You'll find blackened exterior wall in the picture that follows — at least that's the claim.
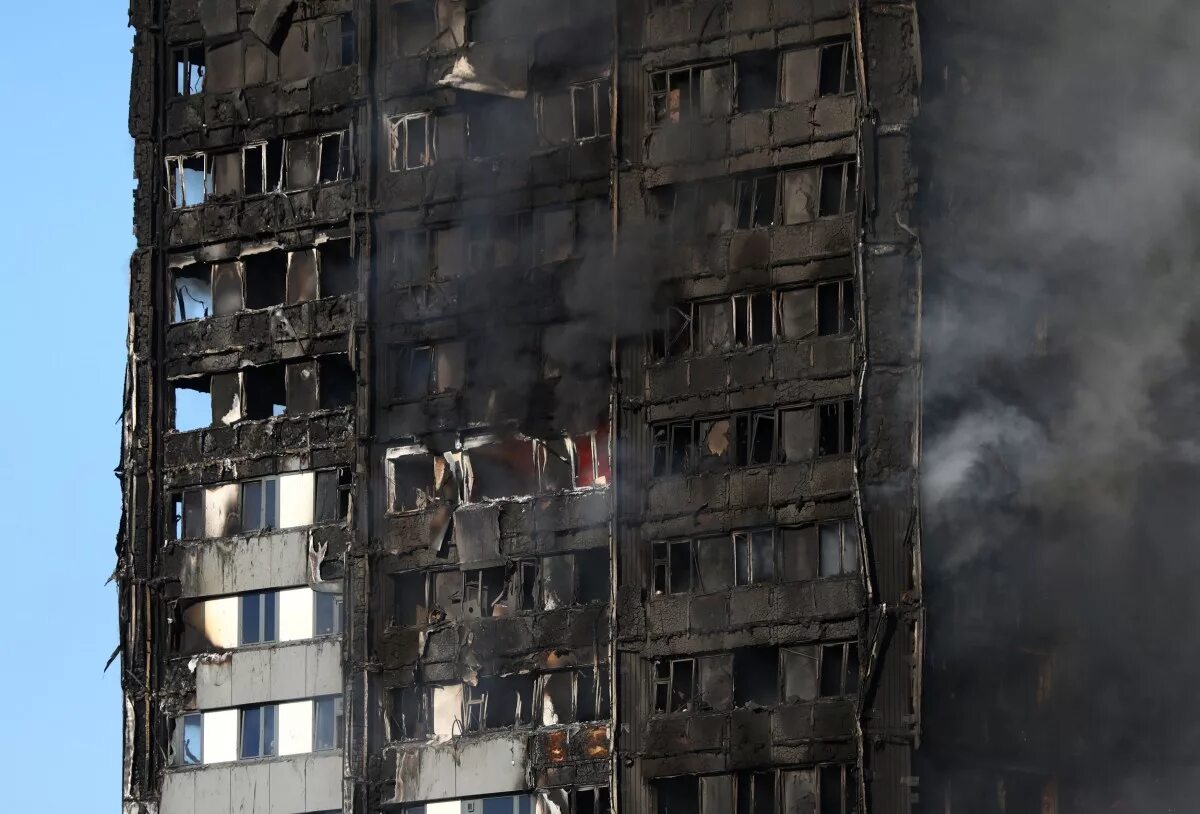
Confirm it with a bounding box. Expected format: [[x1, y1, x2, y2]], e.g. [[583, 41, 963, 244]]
[[119, 2, 921, 814]]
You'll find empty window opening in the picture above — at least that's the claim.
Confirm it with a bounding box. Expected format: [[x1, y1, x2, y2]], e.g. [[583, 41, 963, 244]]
[[174, 45, 205, 96], [737, 772, 776, 814], [539, 90, 573, 144], [464, 0, 492, 44], [239, 704, 278, 759], [817, 400, 854, 457], [462, 566, 507, 618], [735, 172, 778, 229], [319, 239, 356, 297], [171, 489, 206, 541], [318, 355, 355, 410], [781, 647, 819, 703], [240, 590, 279, 645], [313, 695, 344, 751], [575, 548, 610, 605], [819, 161, 857, 217], [242, 250, 287, 310], [817, 280, 855, 336], [777, 287, 816, 340], [733, 292, 774, 347], [393, 346, 434, 399], [651, 62, 733, 125], [819, 520, 859, 577], [469, 439, 537, 500], [733, 647, 780, 707], [284, 135, 320, 190], [733, 410, 776, 466], [695, 299, 732, 354], [650, 305, 694, 360], [819, 39, 857, 97], [389, 684, 431, 740], [737, 51, 778, 111], [240, 477, 279, 532], [314, 591, 343, 635], [651, 420, 694, 476], [318, 131, 350, 183], [287, 248, 319, 304], [392, 571, 428, 627], [534, 207, 575, 265], [653, 540, 693, 596], [172, 264, 213, 322], [467, 674, 535, 731], [168, 154, 210, 208], [819, 765, 860, 814], [336, 14, 356, 67], [389, 113, 433, 171], [820, 642, 860, 697], [390, 453, 436, 512], [572, 81, 611, 141], [243, 140, 284, 195], [654, 658, 694, 713], [733, 529, 775, 586], [655, 776, 700, 814], [512, 561, 540, 612], [177, 713, 202, 765], [173, 380, 212, 432], [243, 364, 286, 420]]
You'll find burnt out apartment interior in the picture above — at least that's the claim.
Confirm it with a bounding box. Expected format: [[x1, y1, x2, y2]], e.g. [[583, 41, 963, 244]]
[[116, 1, 1081, 813]]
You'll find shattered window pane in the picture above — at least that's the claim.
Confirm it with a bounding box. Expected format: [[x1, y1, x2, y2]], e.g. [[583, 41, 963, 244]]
[[817, 280, 856, 336], [695, 300, 732, 353], [819, 39, 857, 97], [819, 161, 857, 217], [777, 287, 816, 340], [782, 168, 819, 225], [172, 264, 213, 322], [174, 45, 205, 96], [820, 642, 859, 696], [817, 400, 854, 457]]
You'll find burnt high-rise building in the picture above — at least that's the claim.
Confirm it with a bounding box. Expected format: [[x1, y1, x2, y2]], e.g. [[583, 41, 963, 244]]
[[122, 1, 1158, 813]]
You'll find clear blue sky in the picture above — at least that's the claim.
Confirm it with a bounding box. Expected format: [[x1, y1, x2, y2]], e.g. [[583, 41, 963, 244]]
[[0, 3, 132, 808]]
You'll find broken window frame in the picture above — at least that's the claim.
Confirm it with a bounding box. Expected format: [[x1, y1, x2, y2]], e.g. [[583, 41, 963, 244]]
[[166, 153, 212, 208], [732, 528, 776, 586], [816, 399, 855, 458], [653, 658, 695, 714], [241, 140, 284, 196], [173, 44, 205, 97], [737, 770, 777, 814], [388, 684, 431, 741], [819, 642, 861, 698], [651, 419, 695, 477], [818, 764, 860, 814], [816, 279, 856, 337], [818, 160, 858, 218], [538, 667, 610, 726], [171, 488, 206, 540], [571, 80, 611, 142], [818, 38, 858, 98], [465, 674, 535, 732], [652, 539, 694, 596], [734, 172, 780, 229], [649, 304, 694, 360], [649, 60, 732, 126], [386, 446, 441, 514], [387, 112, 435, 171], [512, 560, 541, 612], [316, 131, 351, 184]]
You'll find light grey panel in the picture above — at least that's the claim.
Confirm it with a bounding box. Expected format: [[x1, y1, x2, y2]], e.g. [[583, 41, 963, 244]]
[[160, 771, 197, 814]]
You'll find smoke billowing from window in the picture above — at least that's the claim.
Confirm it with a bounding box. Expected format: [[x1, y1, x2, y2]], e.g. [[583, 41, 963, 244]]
[[919, 1, 1200, 808]]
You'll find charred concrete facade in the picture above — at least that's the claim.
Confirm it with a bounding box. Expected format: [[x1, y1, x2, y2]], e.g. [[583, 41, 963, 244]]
[[119, 2, 923, 814]]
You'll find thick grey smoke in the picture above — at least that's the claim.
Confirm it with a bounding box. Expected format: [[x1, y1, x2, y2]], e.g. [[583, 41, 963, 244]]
[[919, 1, 1200, 808]]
